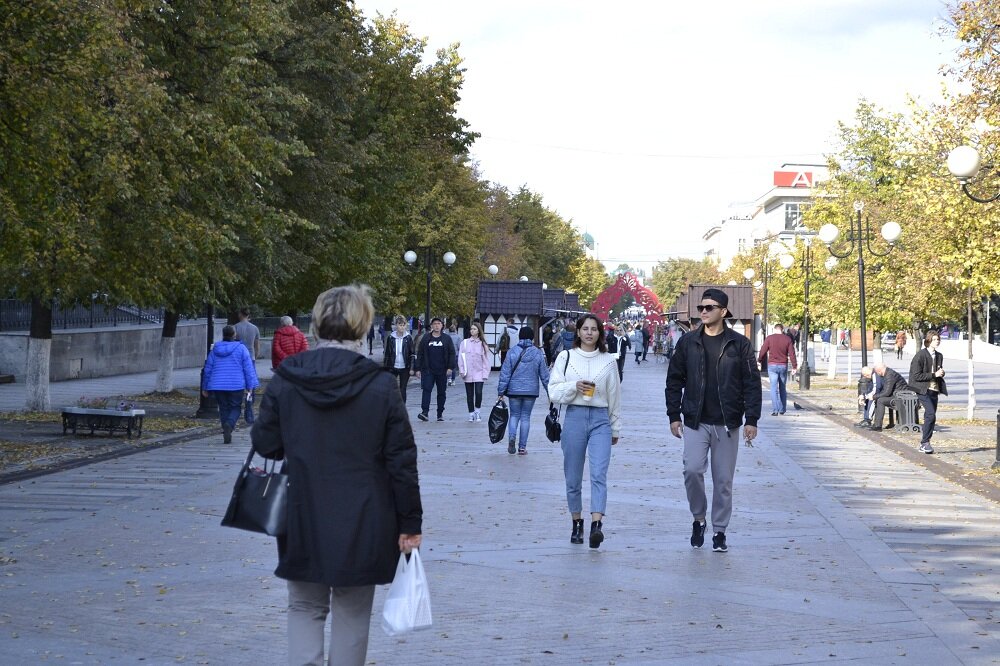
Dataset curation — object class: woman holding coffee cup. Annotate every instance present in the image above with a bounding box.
[548,314,622,548]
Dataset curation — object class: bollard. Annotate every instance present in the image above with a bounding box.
[994,409,1000,471]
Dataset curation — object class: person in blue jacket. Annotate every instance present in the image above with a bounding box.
[202,325,260,443]
[497,327,550,455]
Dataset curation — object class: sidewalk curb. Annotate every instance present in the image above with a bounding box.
[790,391,1000,505]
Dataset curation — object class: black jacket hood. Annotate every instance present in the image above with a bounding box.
[275,347,384,409]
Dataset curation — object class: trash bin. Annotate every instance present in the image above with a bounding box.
[890,390,920,432]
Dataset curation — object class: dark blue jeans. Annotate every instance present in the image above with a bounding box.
[918,392,938,444]
[421,372,448,416]
[213,390,244,430]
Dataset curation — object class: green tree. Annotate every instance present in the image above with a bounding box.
[650,258,720,306]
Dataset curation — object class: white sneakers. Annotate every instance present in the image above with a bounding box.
[468,413,476,422]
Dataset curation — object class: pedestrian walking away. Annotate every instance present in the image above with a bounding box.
[383,316,414,404]
[548,314,621,549]
[458,322,491,422]
[895,330,908,360]
[234,308,261,425]
[908,330,946,454]
[201,325,259,444]
[666,288,761,553]
[757,323,797,415]
[251,284,422,666]
[447,324,463,386]
[272,316,309,370]
[820,327,831,362]
[415,317,457,421]
[497,327,550,455]
[640,323,651,362]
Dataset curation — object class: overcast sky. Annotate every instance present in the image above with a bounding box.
[355,0,959,274]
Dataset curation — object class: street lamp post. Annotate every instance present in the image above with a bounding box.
[947,145,1000,203]
[779,239,815,390]
[404,248,456,328]
[194,302,217,418]
[818,202,901,368]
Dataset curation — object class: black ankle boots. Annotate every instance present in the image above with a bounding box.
[570,519,584,544]
[589,520,604,549]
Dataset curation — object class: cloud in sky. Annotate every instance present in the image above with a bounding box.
[356,0,958,271]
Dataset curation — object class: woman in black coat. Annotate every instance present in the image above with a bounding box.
[252,284,422,666]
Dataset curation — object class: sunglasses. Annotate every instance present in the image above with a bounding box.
[696,304,722,313]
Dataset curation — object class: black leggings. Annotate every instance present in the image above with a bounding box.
[465,382,484,411]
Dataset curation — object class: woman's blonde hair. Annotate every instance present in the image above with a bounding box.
[310,284,375,342]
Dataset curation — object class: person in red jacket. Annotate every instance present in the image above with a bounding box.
[757,323,797,416]
[272,316,309,369]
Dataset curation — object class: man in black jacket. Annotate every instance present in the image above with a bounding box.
[908,330,946,453]
[665,289,761,553]
[867,363,910,432]
[415,317,456,421]
[383,316,414,404]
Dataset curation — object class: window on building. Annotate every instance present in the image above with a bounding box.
[785,202,812,230]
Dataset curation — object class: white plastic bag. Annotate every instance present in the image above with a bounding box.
[381,549,433,636]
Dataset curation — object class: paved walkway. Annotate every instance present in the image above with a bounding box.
[0,356,998,664]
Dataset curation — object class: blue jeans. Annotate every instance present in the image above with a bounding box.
[560,405,613,515]
[213,390,244,430]
[507,397,537,449]
[768,365,788,413]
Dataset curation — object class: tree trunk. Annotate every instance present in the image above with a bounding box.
[968,287,976,421]
[827,328,839,379]
[25,297,53,411]
[155,310,181,393]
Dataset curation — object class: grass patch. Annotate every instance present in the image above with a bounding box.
[937,417,995,426]
[127,390,199,406]
[142,416,208,434]
[0,441,77,468]
[0,411,60,423]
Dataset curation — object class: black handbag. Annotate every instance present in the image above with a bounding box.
[221,446,288,537]
[544,352,570,443]
[487,399,509,444]
[544,403,562,442]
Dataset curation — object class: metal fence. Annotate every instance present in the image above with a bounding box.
[0,299,166,332]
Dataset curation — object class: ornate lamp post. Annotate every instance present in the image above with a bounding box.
[947,145,1000,203]
[779,238,816,390]
[817,202,901,368]
[404,248,456,329]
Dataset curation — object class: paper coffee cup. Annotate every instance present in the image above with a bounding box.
[581,383,595,400]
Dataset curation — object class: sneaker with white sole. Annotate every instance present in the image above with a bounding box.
[712,532,728,553]
[468,413,476,422]
[919,442,934,454]
[690,520,706,548]
[417,412,428,422]
[474,411,482,422]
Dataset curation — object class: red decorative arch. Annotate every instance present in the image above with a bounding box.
[591,272,665,323]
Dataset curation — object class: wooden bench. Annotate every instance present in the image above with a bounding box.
[61,407,146,438]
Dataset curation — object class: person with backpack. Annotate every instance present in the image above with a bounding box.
[497,327,550,455]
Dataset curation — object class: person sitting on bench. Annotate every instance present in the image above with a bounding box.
[866,363,908,431]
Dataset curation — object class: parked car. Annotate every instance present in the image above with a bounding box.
[880,332,896,351]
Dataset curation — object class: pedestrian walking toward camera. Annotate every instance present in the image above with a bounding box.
[666,289,761,553]
[497,327,550,455]
[415,317,456,421]
[201,325,259,444]
[251,285,422,666]
[548,314,621,549]
[909,330,946,454]
[234,308,261,424]
[895,330,907,360]
[612,324,630,381]
[383,316,414,404]
[272,316,309,370]
[447,323,462,386]
[641,323,651,362]
[459,322,491,422]
[758,323,796,415]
